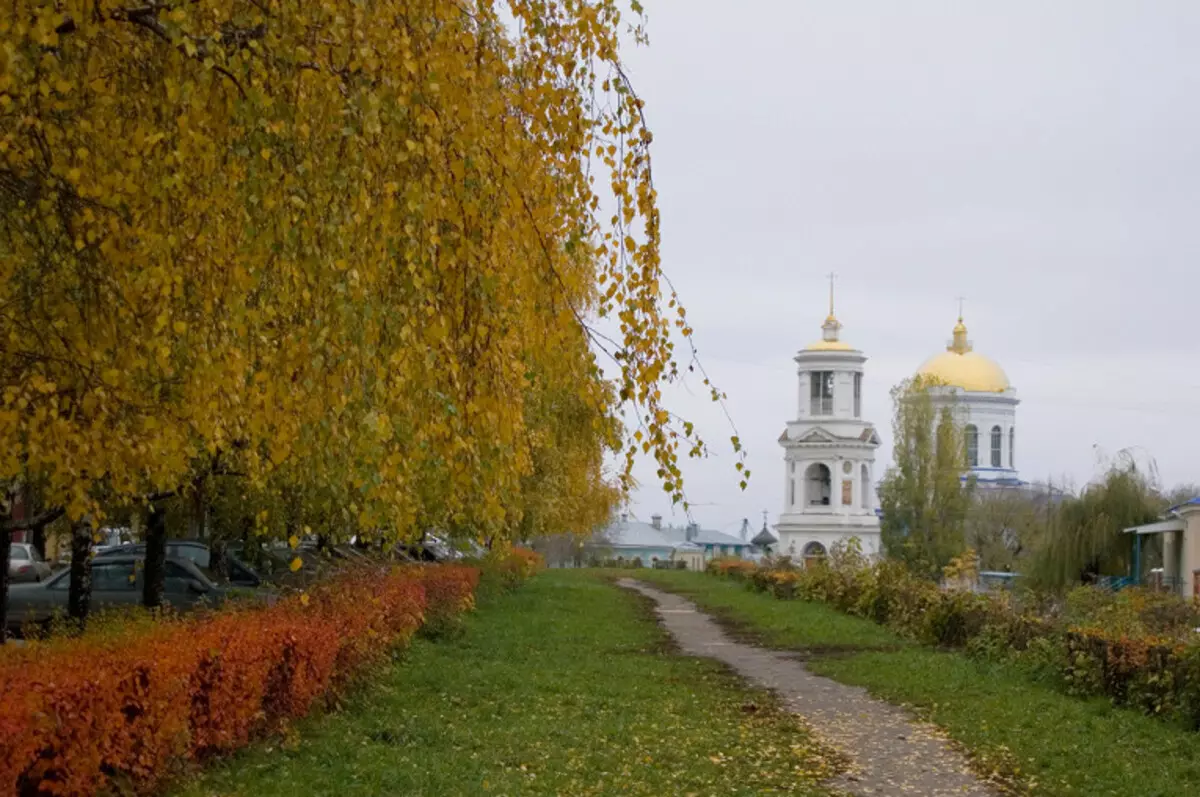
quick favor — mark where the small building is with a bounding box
[657,520,752,560]
[587,513,751,570]
[751,525,778,556]
[1124,497,1200,597]
[671,542,705,571]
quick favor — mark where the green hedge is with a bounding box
[719,545,1200,729]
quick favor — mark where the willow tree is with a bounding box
[0,0,742,631]
[879,376,973,579]
[1027,455,1163,589]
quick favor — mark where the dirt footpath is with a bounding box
[619,579,1001,797]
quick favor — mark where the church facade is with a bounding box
[775,300,882,561]
[772,287,1028,561]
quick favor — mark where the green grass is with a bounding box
[632,570,1200,797]
[633,569,900,650]
[179,571,839,796]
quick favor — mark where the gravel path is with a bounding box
[619,579,1001,796]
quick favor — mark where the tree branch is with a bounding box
[3,507,64,533]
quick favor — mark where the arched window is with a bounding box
[810,371,834,415]
[965,424,979,467]
[1009,427,1016,468]
[805,463,832,506]
[802,541,827,567]
[990,425,1002,467]
[860,464,870,509]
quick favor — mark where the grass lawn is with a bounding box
[179,571,841,796]
[632,569,1200,797]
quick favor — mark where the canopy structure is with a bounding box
[1123,518,1185,536]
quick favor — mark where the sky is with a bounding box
[609,1,1200,536]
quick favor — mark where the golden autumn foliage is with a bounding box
[0,1,743,543]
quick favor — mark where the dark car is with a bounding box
[8,543,53,583]
[94,541,262,588]
[5,554,224,636]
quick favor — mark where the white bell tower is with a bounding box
[776,277,882,561]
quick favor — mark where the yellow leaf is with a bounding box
[289,557,303,572]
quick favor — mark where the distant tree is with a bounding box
[879,377,973,579]
[1161,483,1200,510]
[1027,452,1162,589]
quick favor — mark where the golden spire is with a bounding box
[820,272,842,343]
[948,297,971,354]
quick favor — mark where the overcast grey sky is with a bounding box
[613,1,1200,535]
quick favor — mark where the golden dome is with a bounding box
[805,338,854,352]
[918,350,1010,392]
[916,316,1011,392]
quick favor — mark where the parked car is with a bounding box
[94,541,262,588]
[8,543,53,583]
[5,554,225,637]
[227,541,354,587]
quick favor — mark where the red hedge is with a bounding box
[0,563,482,795]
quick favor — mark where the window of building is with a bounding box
[991,425,1002,467]
[789,478,796,506]
[853,372,862,417]
[861,464,870,509]
[802,541,827,568]
[1009,426,1016,468]
[965,424,979,467]
[809,371,834,415]
[806,463,832,506]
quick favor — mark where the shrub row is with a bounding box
[709,548,1200,729]
[590,556,686,570]
[0,553,533,795]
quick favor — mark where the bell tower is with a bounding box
[776,280,882,561]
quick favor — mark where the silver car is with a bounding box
[8,543,52,583]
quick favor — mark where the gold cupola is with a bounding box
[804,275,854,351]
[917,313,1010,392]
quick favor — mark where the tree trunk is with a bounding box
[23,481,47,559]
[187,478,207,541]
[0,526,10,645]
[143,505,167,609]
[209,536,229,583]
[30,524,46,560]
[67,520,93,628]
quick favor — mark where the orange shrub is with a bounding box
[0,563,481,795]
[706,557,758,580]
[483,546,545,591]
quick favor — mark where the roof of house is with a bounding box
[658,525,749,548]
[591,518,751,550]
[1169,497,1200,513]
[596,520,676,549]
[1124,518,1186,535]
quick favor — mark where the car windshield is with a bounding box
[10,546,29,561]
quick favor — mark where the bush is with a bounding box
[479,547,545,592]
[0,563,485,795]
[706,556,757,580]
[718,551,1200,730]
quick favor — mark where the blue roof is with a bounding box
[659,526,749,548]
[1169,497,1200,513]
